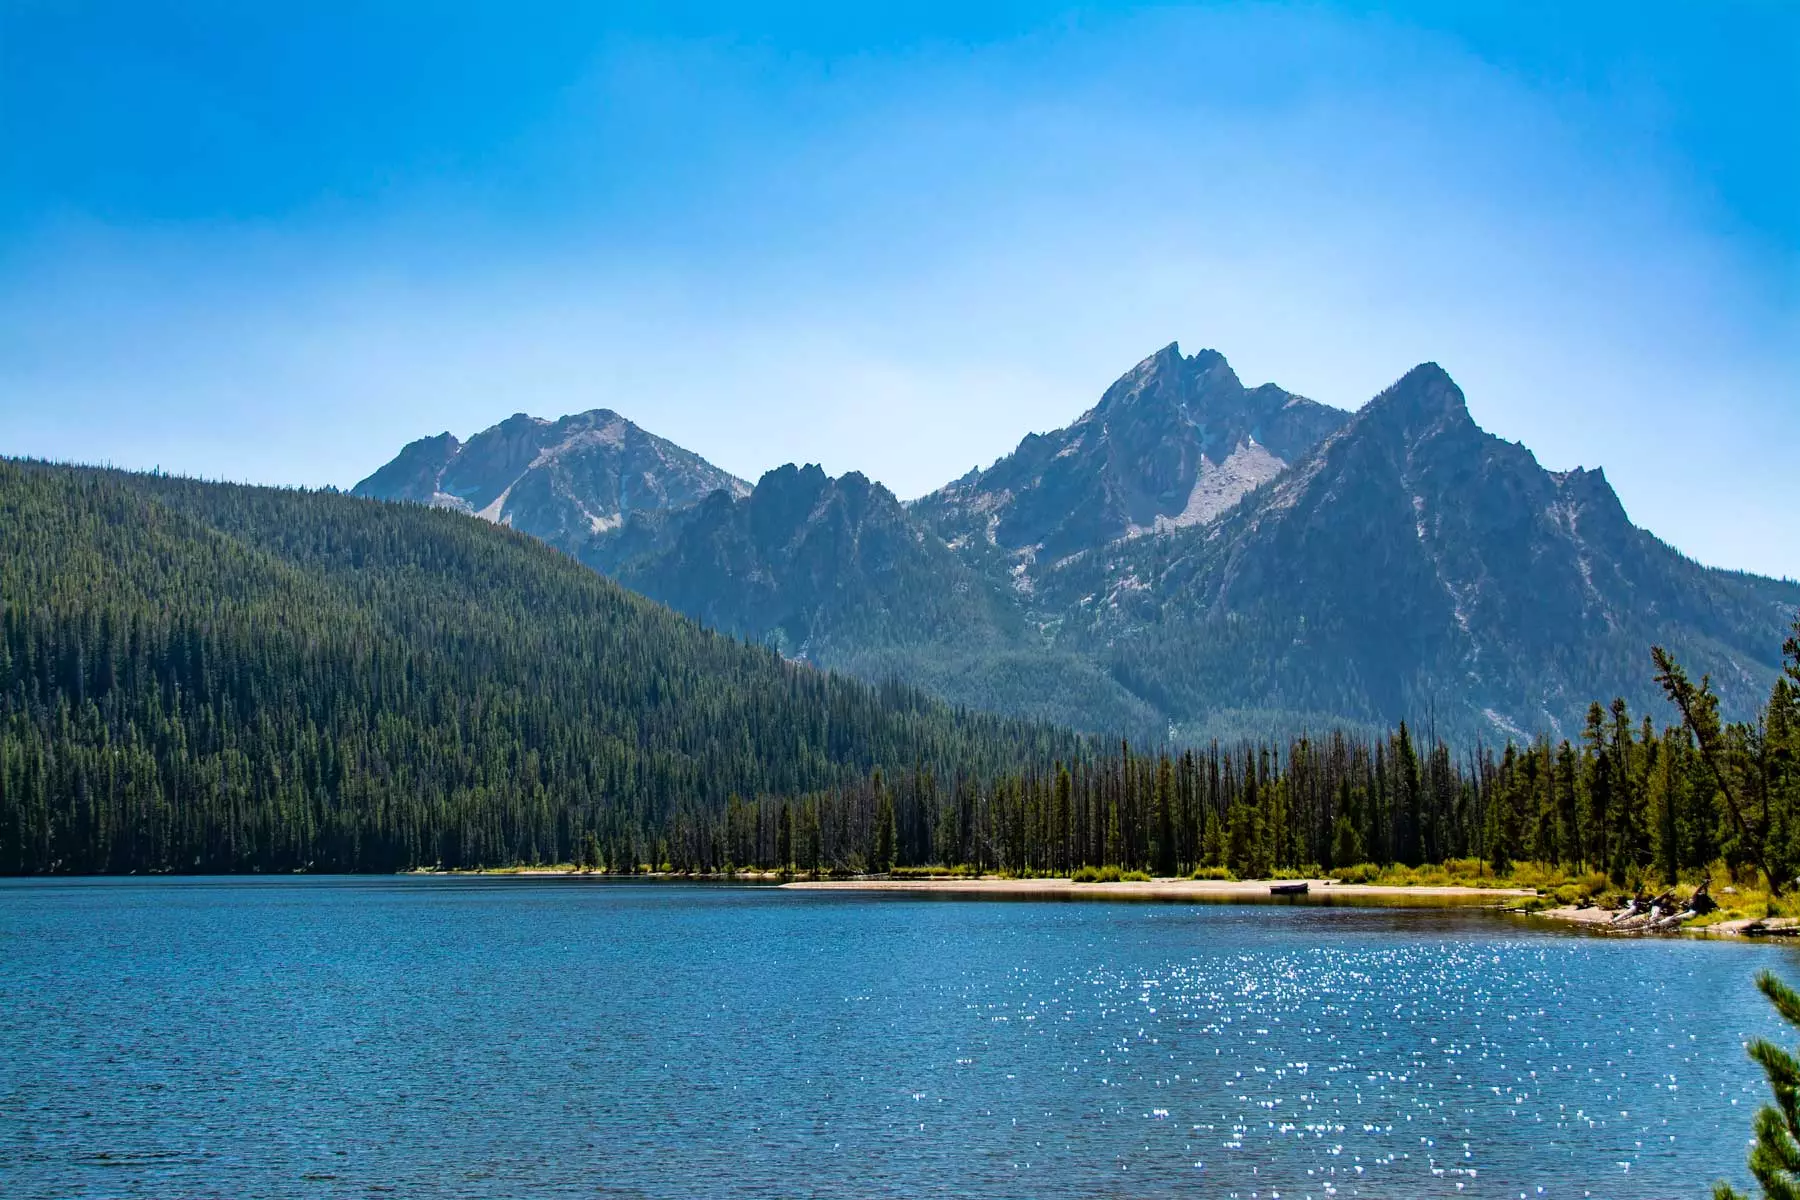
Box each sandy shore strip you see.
[436,870,1800,937]
[778,877,1533,902]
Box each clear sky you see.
[2,1,1795,577]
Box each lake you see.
[1,878,1793,1198]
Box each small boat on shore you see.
[1269,881,1310,896]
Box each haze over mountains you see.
[355,343,1800,743]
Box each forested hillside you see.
[639,624,1800,890]
[7,455,1794,880]
[0,460,1076,873]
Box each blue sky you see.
[2,1,1795,577]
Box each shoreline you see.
[778,876,1532,903]
[421,869,1793,938]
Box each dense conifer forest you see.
[0,461,1076,872]
[3,459,1795,883]
[706,660,1799,885]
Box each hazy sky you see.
[2,2,1795,577]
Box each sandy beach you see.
[778,876,1534,903]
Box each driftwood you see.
[1607,878,1714,934]
[1648,908,1698,932]
[1610,891,1651,925]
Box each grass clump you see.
[1190,865,1235,881]
[888,864,984,879]
[1071,865,1124,883]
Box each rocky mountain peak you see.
[915,341,1349,562]
[354,407,747,555]
[1357,363,1473,440]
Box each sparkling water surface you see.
[2,878,1794,1199]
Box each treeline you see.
[663,666,1795,881]
[0,461,1077,873]
[3,460,1794,882]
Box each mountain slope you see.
[0,459,1074,873]
[1033,363,1800,739]
[914,343,1347,568]
[587,464,1163,736]
[353,409,748,557]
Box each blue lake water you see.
[2,879,1795,1199]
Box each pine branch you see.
[1762,972,1800,1031]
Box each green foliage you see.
[1332,862,1381,884]
[1714,970,1800,1200]
[0,461,1073,873]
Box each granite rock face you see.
[914,343,1348,568]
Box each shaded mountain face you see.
[353,410,748,557]
[914,343,1347,567]
[1033,363,1800,739]
[586,464,1166,737]
[588,464,982,659]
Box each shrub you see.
[1190,865,1235,881]
[1121,869,1152,882]
[889,864,984,879]
[1334,862,1380,884]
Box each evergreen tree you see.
[873,777,896,873]
[777,802,793,876]
[1714,970,1800,1200]
[1329,815,1363,870]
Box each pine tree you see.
[1329,815,1362,870]
[1715,970,1800,1200]
[1153,754,1176,877]
[873,780,896,874]
[777,802,793,876]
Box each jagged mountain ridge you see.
[353,409,748,557]
[913,343,1348,570]
[1030,363,1798,738]
[356,345,1799,742]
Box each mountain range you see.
[355,343,1800,743]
